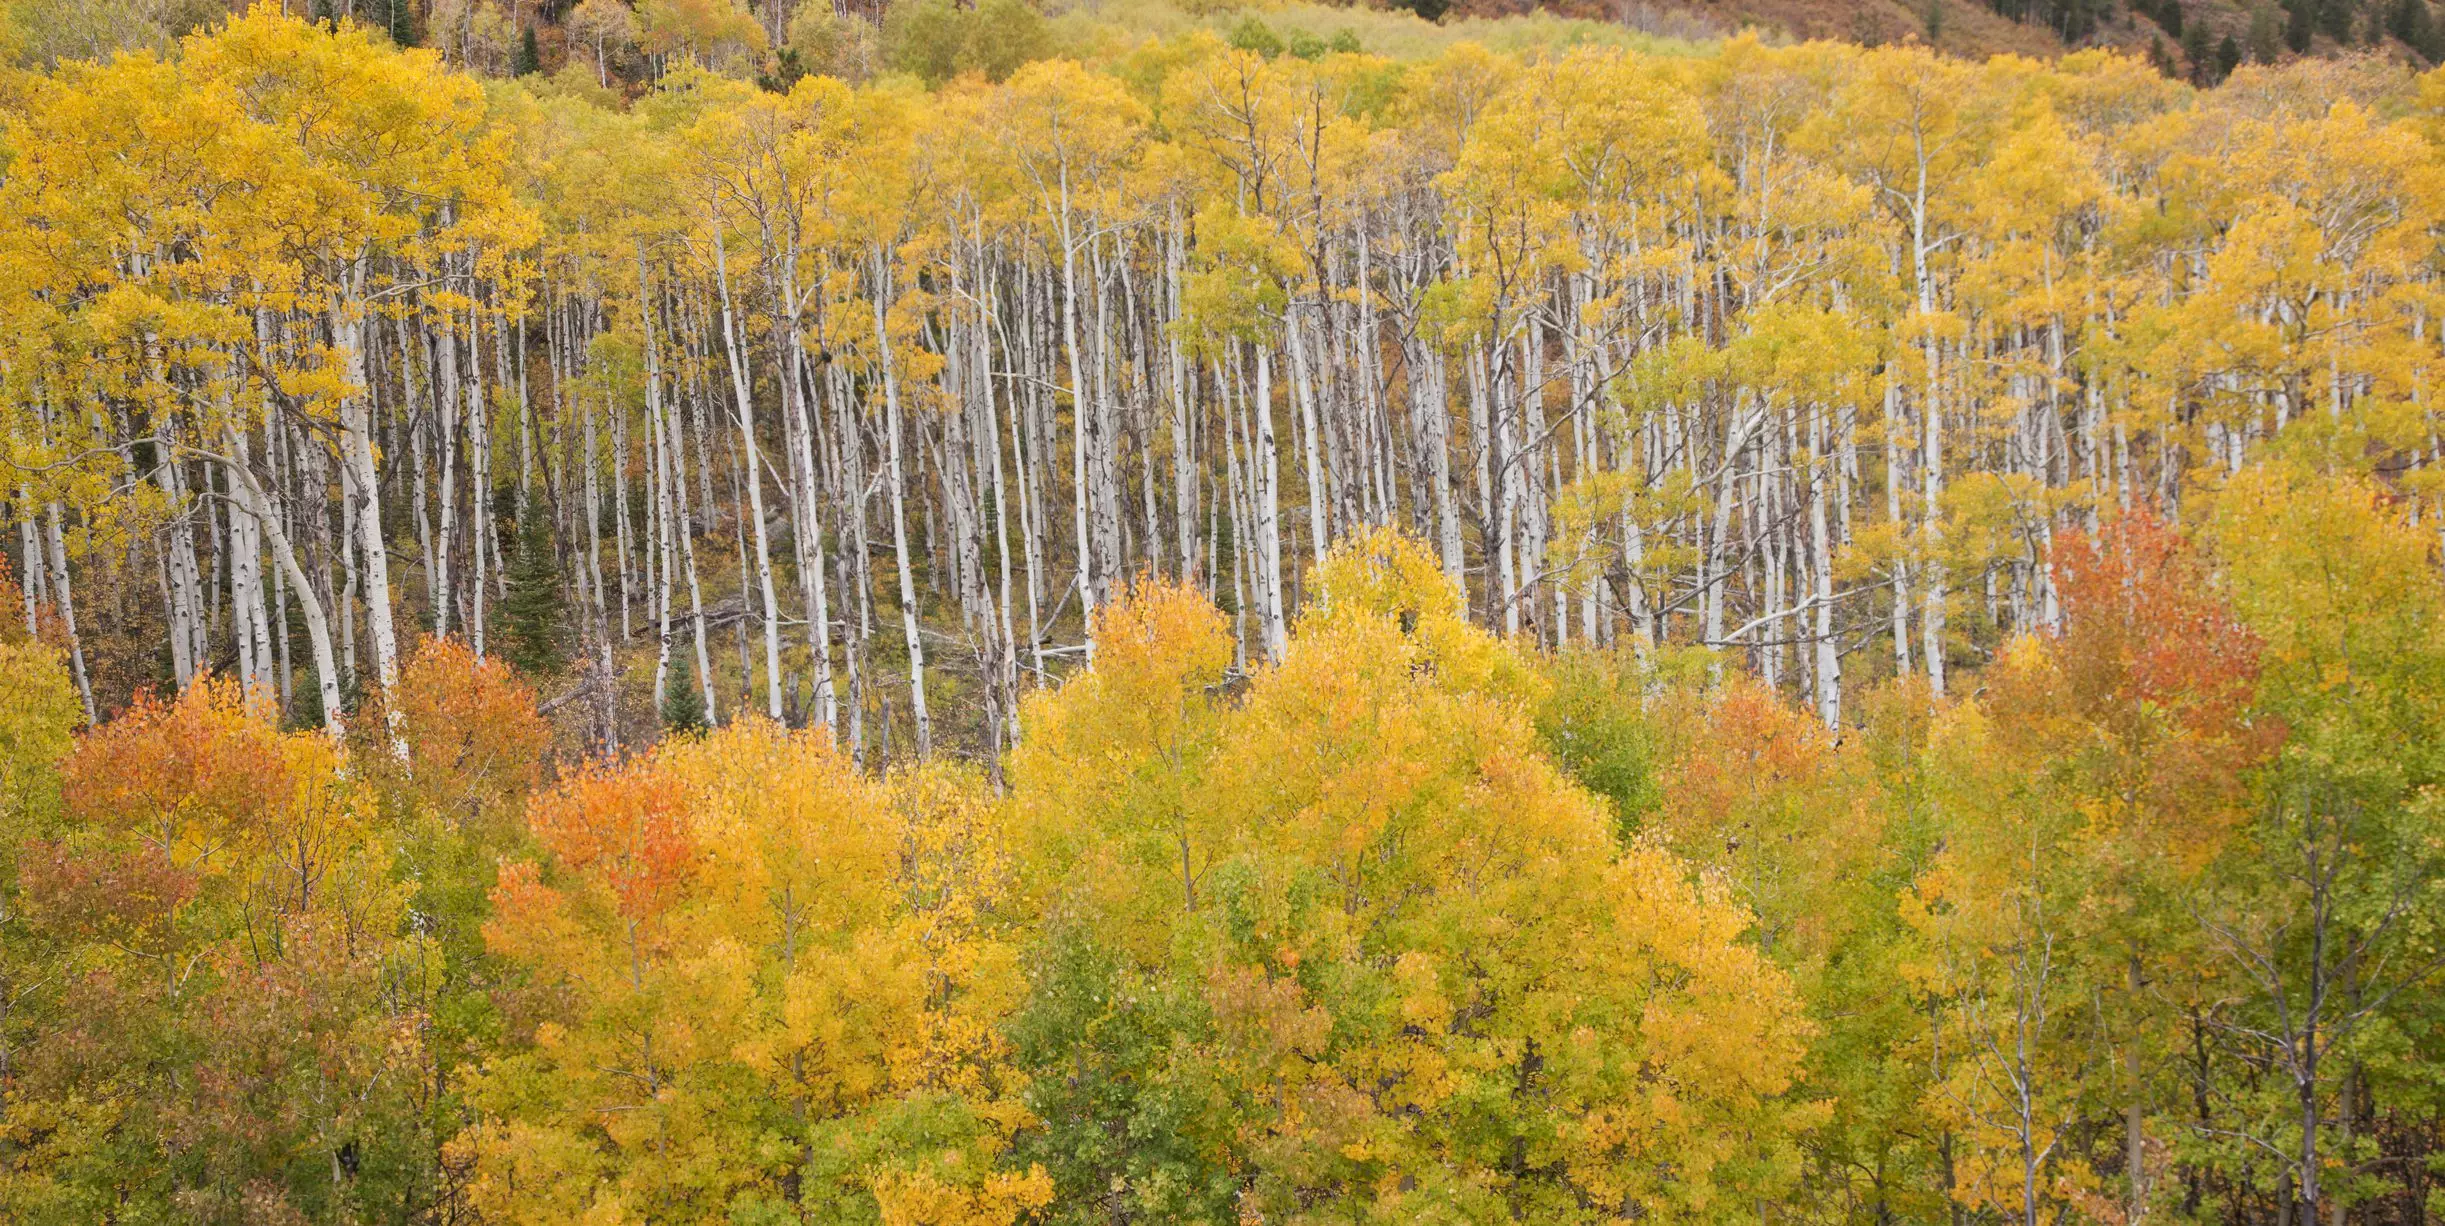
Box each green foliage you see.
[1534,649,1663,841]
[881,0,965,85]
[2287,0,2318,49]
[1006,927,1242,1224]
[14,503,2445,1222]
[662,649,707,733]
[2,0,228,65]
[499,507,566,679]
[0,637,77,832]
[2392,0,2445,59]
[2320,0,2358,40]
[2252,1,2286,59]
[1225,14,1282,58]
[4,681,432,1222]
[2183,464,2445,1214]
[882,0,1054,85]
[787,4,877,80]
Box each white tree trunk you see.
[712,236,785,720]
[873,252,931,757]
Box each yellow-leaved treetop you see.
[462,718,1046,1224]
[1010,529,1818,1222]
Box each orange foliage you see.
[1922,511,2281,908]
[17,836,198,951]
[2047,509,2267,750]
[384,636,551,824]
[1658,678,1838,839]
[1649,676,1879,965]
[0,555,22,645]
[519,759,697,925]
[2021,510,2278,857]
[61,675,290,857]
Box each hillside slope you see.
[1511,0,2443,70]
[6,0,2432,85]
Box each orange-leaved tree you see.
[9,677,422,1221]
[463,718,1044,1224]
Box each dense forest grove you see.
[15,2,2445,1224]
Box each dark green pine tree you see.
[501,508,567,678]
[2285,0,2317,49]
[662,651,708,735]
[2318,0,2358,42]
[2391,0,2445,61]
[514,25,541,76]
[2181,22,2213,81]
[390,0,417,46]
[2251,2,2286,61]
[2147,35,2177,76]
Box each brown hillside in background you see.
[1448,0,2440,69]
[4,0,2437,116]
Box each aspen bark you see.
[713,236,786,720]
[873,252,931,757]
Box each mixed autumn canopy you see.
[5,3,2445,1223]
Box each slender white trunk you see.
[873,253,931,756]
[713,236,786,719]
[16,493,44,638]
[334,292,404,740]
[1055,173,1097,650]
[1911,178,1947,697]
[672,386,717,725]
[222,429,344,737]
[1165,208,1198,584]
[466,307,493,657]
[778,247,839,735]
[640,256,678,715]
[42,501,94,722]
[1810,406,1841,730]
[1251,341,1287,660]
[1286,301,1330,561]
[435,318,461,640]
[226,431,276,698]
[154,425,205,688]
